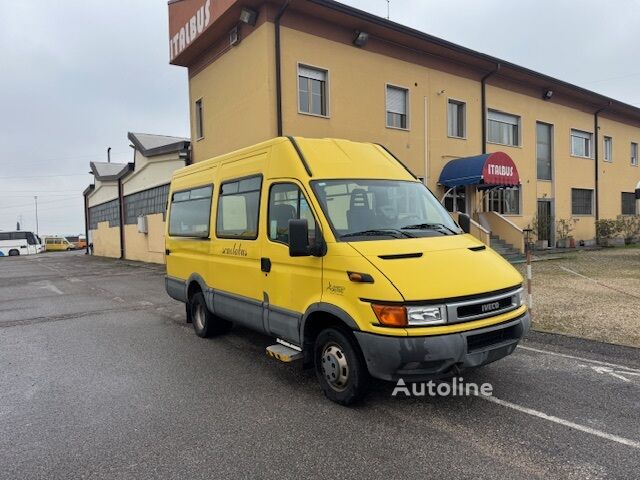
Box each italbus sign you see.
[482,152,519,186]
[169,0,212,61]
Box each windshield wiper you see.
[341,229,413,239]
[400,223,458,235]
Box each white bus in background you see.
[0,231,43,257]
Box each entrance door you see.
[261,181,323,344]
[536,200,553,246]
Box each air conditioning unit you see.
[229,26,239,46]
[137,216,148,234]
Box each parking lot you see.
[1,253,639,479]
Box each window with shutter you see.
[386,85,408,129]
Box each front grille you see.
[467,325,519,352]
[457,296,514,319]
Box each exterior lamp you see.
[239,7,258,26]
[543,89,554,100]
[353,30,369,47]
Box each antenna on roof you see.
[107,147,111,163]
[386,0,390,19]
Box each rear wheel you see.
[188,292,232,338]
[8,249,19,256]
[314,327,369,405]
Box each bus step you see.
[266,344,303,363]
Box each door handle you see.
[261,257,271,273]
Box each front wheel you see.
[189,292,232,338]
[314,328,369,405]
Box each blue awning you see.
[438,152,520,188]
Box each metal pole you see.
[386,0,390,19]
[523,228,533,317]
[34,196,39,235]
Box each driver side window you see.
[268,183,316,245]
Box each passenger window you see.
[168,185,213,237]
[268,183,316,245]
[216,176,262,239]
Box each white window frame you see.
[570,129,593,159]
[631,142,638,166]
[297,62,330,118]
[487,109,521,147]
[484,185,523,216]
[447,98,466,139]
[194,98,204,141]
[603,136,613,162]
[385,83,410,131]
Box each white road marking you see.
[478,394,640,450]
[518,345,640,374]
[31,280,63,295]
[590,365,640,383]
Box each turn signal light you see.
[371,304,407,327]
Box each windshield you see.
[311,179,461,241]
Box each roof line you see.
[307,0,640,115]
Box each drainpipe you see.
[83,192,90,255]
[481,63,501,154]
[117,176,126,260]
[594,102,611,223]
[275,0,291,137]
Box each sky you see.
[1,0,639,234]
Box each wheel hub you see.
[194,304,205,331]
[321,344,349,391]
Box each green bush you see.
[596,219,620,241]
[616,215,640,244]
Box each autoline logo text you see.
[392,377,493,397]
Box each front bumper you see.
[354,312,530,381]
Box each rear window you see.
[168,185,213,237]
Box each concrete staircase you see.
[490,235,525,264]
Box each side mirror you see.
[458,213,471,234]
[289,219,310,257]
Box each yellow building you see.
[168,0,640,251]
[84,133,190,263]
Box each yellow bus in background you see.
[44,236,75,252]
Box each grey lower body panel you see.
[165,276,187,303]
[354,312,531,382]
[214,290,266,334]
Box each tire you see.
[314,327,369,405]
[8,249,19,257]
[188,292,232,338]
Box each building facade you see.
[84,133,189,263]
[168,0,640,248]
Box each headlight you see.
[406,305,447,326]
[515,289,525,307]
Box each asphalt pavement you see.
[1,252,639,479]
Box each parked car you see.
[44,236,75,251]
[65,235,86,250]
[164,137,529,404]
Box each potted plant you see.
[529,214,551,250]
[555,218,577,248]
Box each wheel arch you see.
[300,303,360,367]
[186,273,214,312]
